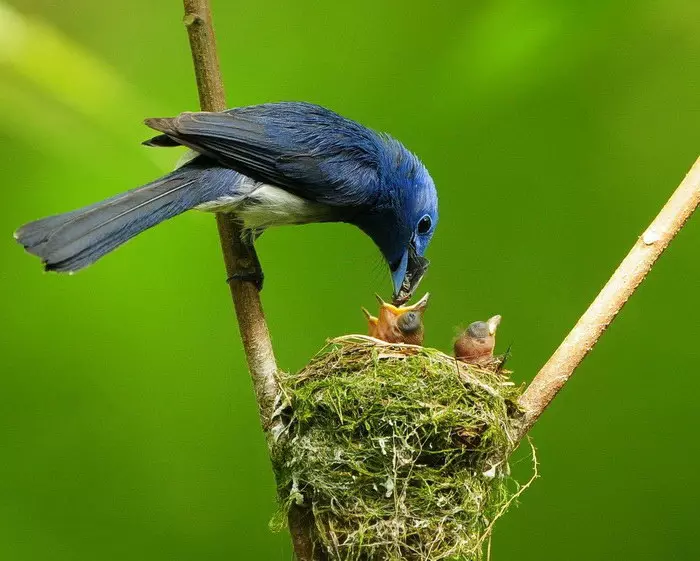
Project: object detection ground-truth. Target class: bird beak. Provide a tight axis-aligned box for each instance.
[487,315,502,335]
[392,242,430,305]
[375,292,429,315]
[362,306,379,337]
[362,306,379,324]
[406,292,430,313]
[375,293,402,316]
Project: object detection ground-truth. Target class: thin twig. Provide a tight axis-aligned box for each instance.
[180,2,315,559]
[518,156,700,437]
[182,0,278,434]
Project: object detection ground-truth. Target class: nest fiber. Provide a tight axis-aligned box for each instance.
[272,337,528,560]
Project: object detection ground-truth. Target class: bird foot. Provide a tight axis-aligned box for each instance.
[226,234,265,290]
[227,267,265,291]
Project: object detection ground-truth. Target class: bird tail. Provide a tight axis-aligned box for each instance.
[15,165,214,273]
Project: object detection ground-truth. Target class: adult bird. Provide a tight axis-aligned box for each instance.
[14,102,437,303]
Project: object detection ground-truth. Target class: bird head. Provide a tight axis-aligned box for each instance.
[454,315,501,364]
[362,293,430,345]
[354,140,437,305]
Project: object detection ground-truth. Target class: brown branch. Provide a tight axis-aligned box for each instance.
[181,2,315,559]
[182,0,278,437]
[518,156,700,437]
[182,0,226,113]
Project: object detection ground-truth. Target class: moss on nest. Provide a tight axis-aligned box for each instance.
[272,336,531,561]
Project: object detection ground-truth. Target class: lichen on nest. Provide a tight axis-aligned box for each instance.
[271,336,533,561]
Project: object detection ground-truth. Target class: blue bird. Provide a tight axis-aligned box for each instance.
[14,102,438,303]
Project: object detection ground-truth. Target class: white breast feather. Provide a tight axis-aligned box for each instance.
[195,179,331,231]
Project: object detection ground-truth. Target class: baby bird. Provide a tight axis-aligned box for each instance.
[362,293,430,345]
[454,315,501,365]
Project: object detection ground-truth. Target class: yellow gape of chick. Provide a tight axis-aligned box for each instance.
[362,293,430,345]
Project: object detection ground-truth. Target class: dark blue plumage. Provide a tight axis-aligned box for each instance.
[15,102,438,302]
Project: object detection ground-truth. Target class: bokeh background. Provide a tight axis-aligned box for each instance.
[1,0,698,559]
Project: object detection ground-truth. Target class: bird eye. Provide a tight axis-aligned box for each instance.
[417,215,432,235]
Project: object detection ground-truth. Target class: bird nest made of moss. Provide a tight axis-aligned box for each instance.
[271,336,534,561]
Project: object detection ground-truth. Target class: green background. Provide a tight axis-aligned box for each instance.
[1,0,698,559]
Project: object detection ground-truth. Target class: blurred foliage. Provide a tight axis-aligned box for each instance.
[0,0,698,560]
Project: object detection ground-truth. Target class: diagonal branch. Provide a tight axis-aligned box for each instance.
[518,156,700,438]
[180,1,315,559]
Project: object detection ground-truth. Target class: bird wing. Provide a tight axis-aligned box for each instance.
[143,102,383,207]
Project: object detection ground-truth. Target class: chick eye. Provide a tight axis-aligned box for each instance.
[417,215,432,235]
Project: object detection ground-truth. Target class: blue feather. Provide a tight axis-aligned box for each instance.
[17,102,438,300]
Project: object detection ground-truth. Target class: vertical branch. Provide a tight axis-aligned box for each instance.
[182,0,226,113]
[517,156,700,438]
[180,2,316,559]
[182,0,278,432]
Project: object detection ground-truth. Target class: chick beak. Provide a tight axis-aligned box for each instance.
[393,242,430,305]
[377,292,429,315]
[487,315,502,336]
[362,307,379,337]
[375,293,402,316]
[406,292,430,313]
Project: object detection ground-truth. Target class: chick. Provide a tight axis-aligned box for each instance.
[362,293,430,345]
[454,315,501,365]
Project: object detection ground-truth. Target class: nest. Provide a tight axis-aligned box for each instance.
[271,336,534,561]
